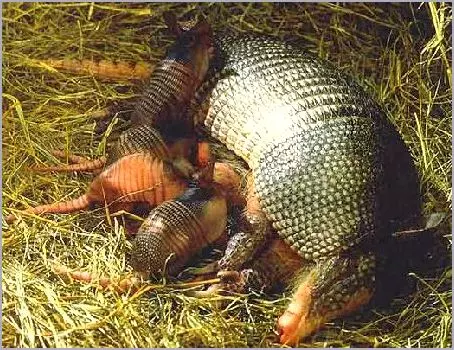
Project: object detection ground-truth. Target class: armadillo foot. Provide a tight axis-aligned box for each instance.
[190,270,244,297]
[277,254,375,345]
[192,268,268,298]
[218,173,270,271]
[217,270,241,282]
[94,100,133,135]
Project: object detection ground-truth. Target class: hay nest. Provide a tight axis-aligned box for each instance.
[2,3,451,347]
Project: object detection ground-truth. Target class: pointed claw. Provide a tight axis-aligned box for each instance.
[187,283,225,297]
[188,261,219,276]
[217,270,241,283]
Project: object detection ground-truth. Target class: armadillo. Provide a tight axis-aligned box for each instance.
[187,32,422,343]
[7,124,221,224]
[130,182,228,277]
[130,153,246,276]
[5,151,188,224]
[7,15,215,224]
[95,13,214,137]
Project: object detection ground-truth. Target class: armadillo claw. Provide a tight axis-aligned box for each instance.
[277,310,300,345]
[217,270,241,283]
[277,310,322,346]
[190,271,246,298]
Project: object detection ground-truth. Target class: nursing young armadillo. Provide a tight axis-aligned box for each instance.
[187,32,422,343]
[8,125,219,224]
[130,182,228,277]
[5,151,188,224]
[95,13,214,137]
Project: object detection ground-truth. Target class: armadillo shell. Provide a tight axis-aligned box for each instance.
[131,60,195,130]
[106,124,169,166]
[131,198,214,276]
[194,33,421,261]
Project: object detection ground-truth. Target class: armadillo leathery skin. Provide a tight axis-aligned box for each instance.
[195,33,421,261]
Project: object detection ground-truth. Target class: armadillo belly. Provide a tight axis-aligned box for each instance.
[195,33,420,260]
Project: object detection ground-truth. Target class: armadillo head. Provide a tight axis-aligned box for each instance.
[163,12,214,88]
[130,185,227,277]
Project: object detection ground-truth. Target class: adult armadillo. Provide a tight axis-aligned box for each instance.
[188,32,422,344]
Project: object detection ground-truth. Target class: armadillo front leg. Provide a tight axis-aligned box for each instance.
[193,238,305,297]
[278,252,375,345]
[218,173,270,273]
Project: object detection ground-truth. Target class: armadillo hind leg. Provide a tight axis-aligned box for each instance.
[217,173,270,272]
[278,253,375,345]
[31,153,106,174]
[94,99,134,135]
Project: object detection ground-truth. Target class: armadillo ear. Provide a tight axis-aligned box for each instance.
[163,11,183,37]
[196,142,212,169]
[195,161,215,185]
[191,17,212,36]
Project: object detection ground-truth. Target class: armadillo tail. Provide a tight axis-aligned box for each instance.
[51,150,91,164]
[31,157,106,173]
[6,194,91,223]
[53,263,141,293]
[37,58,153,80]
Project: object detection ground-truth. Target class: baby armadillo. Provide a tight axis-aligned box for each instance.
[6,151,187,224]
[95,13,214,136]
[6,125,220,224]
[130,183,227,277]
[130,158,245,277]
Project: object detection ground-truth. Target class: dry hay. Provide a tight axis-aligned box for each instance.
[2,2,452,348]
